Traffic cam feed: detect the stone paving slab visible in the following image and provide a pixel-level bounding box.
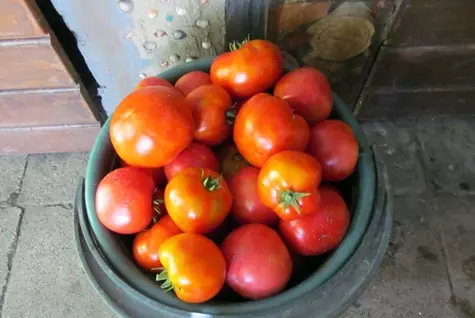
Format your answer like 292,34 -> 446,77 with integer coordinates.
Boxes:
342,195 -> 458,317
362,120 -> 427,196
0,155 -> 27,204
17,153 -> 89,207
1,206 -> 116,318
417,118 -> 475,195
0,207 -> 21,303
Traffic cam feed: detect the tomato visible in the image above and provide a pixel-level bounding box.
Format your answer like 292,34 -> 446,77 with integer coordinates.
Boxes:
215,143 -> 249,180
165,168 -> 232,233
279,186 -> 350,256
136,76 -> 174,90
228,167 -> 278,226
175,71 -> 212,96
274,67 -> 333,124
157,233 -> 226,303
110,86 -> 195,168
221,224 -> 292,300
164,142 -> 219,181
210,39 -> 283,99
132,215 -> 182,271
119,158 -> 167,187
185,84 -> 233,146
95,167 -> 155,234
307,120 -> 359,181
233,93 -> 310,168
258,150 -> 322,221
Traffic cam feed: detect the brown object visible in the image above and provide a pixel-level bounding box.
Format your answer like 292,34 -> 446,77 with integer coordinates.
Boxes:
0,0 -> 46,40
276,1 -> 331,35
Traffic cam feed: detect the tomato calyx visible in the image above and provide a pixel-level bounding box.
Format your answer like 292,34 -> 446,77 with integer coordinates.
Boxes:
278,190 -> 310,214
201,170 -> 223,192
151,189 -> 165,223
228,35 -> 250,51
155,268 -> 174,292
225,107 -> 237,125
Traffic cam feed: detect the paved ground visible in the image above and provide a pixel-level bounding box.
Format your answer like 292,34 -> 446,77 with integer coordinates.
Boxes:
0,117 -> 474,318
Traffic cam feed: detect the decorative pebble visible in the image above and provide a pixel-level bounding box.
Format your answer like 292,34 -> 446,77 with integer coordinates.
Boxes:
143,41 -> 157,52
146,9 -> 158,19
139,72 -> 147,79
186,56 -> 198,62
196,19 -> 210,28
154,30 -> 167,37
161,60 -> 169,67
169,54 -> 180,62
165,14 -> 174,22
118,0 -> 134,13
202,41 -> 212,49
125,31 -> 134,39
172,30 -> 187,40
175,7 -> 188,16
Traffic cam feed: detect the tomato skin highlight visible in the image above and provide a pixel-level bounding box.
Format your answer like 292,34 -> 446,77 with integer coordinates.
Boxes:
164,142 -> 219,181
165,168 -> 232,234
258,150 -> 322,221
221,224 -> 292,300
233,93 -> 310,168
210,39 -> 283,99
186,84 -> 233,146
136,76 -> 174,90
307,120 -> 359,181
158,233 -> 226,303
274,67 -> 333,124
228,166 -> 278,226
175,71 -> 212,96
95,167 -> 155,234
279,186 -> 350,256
110,86 -> 195,168
132,215 -> 182,271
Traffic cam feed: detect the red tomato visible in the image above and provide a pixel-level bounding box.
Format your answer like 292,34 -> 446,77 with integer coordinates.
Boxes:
274,67 -> 333,124
165,168 -> 232,233
132,215 -> 182,271
95,167 -> 155,234
221,224 -> 292,300
110,86 -> 195,168
258,150 -> 322,221
186,84 -> 233,146
279,186 -> 350,256
119,158 -> 167,187
233,93 -> 310,168
136,76 -> 174,89
210,39 -> 283,99
307,120 -> 359,181
175,71 -> 212,95
164,142 -> 219,181
215,143 -> 249,180
228,166 -> 278,226
157,233 -> 226,303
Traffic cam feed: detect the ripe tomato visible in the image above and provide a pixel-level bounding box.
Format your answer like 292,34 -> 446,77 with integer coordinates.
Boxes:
215,143 -> 249,180
307,120 -> 359,181
210,39 -> 283,99
274,67 -> 333,124
136,76 -> 174,90
279,186 -> 350,256
228,167 -> 278,226
132,215 -> 182,271
186,84 -> 233,146
110,86 -> 195,168
95,167 -> 155,234
119,158 -> 167,187
164,142 -> 219,181
258,150 -> 322,221
221,224 -> 292,300
175,71 -> 212,95
233,93 -> 310,168
165,168 -> 232,233
157,233 -> 226,303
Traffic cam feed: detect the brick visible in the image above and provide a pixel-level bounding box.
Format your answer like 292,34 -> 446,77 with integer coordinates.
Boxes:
1,206 -> 116,317
0,155 -> 27,203
0,207 -> 21,297
18,153 -> 88,206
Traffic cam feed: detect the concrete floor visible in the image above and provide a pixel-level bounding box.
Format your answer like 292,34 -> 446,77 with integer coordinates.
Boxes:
0,118 -> 474,318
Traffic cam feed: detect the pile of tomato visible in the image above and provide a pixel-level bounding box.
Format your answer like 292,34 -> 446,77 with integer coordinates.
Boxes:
95,39 -> 359,304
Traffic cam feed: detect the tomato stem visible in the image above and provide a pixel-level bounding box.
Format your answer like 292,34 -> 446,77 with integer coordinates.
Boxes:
228,35 -> 250,51
201,169 -> 222,192
225,109 -> 237,125
278,190 -> 311,214
156,268 -> 174,292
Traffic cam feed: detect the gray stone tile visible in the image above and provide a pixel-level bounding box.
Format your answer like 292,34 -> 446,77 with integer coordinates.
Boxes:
363,121 -> 427,196
417,118 -> 475,195
342,195 -> 457,318
436,194 -> 475,318
18,153 -> 88,206
0,207 -> 21,297
1,206 -> 116,318
0,155 -> 27,203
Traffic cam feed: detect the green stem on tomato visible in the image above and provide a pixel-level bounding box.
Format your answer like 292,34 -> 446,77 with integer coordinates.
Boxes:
200,169 -> 222,192
278,190 -> 311,214
228,35 -> 251,51
155,268 -> 174,292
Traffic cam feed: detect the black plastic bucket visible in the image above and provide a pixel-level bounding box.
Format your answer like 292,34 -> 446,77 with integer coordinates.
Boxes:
74,57 -> 393,317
